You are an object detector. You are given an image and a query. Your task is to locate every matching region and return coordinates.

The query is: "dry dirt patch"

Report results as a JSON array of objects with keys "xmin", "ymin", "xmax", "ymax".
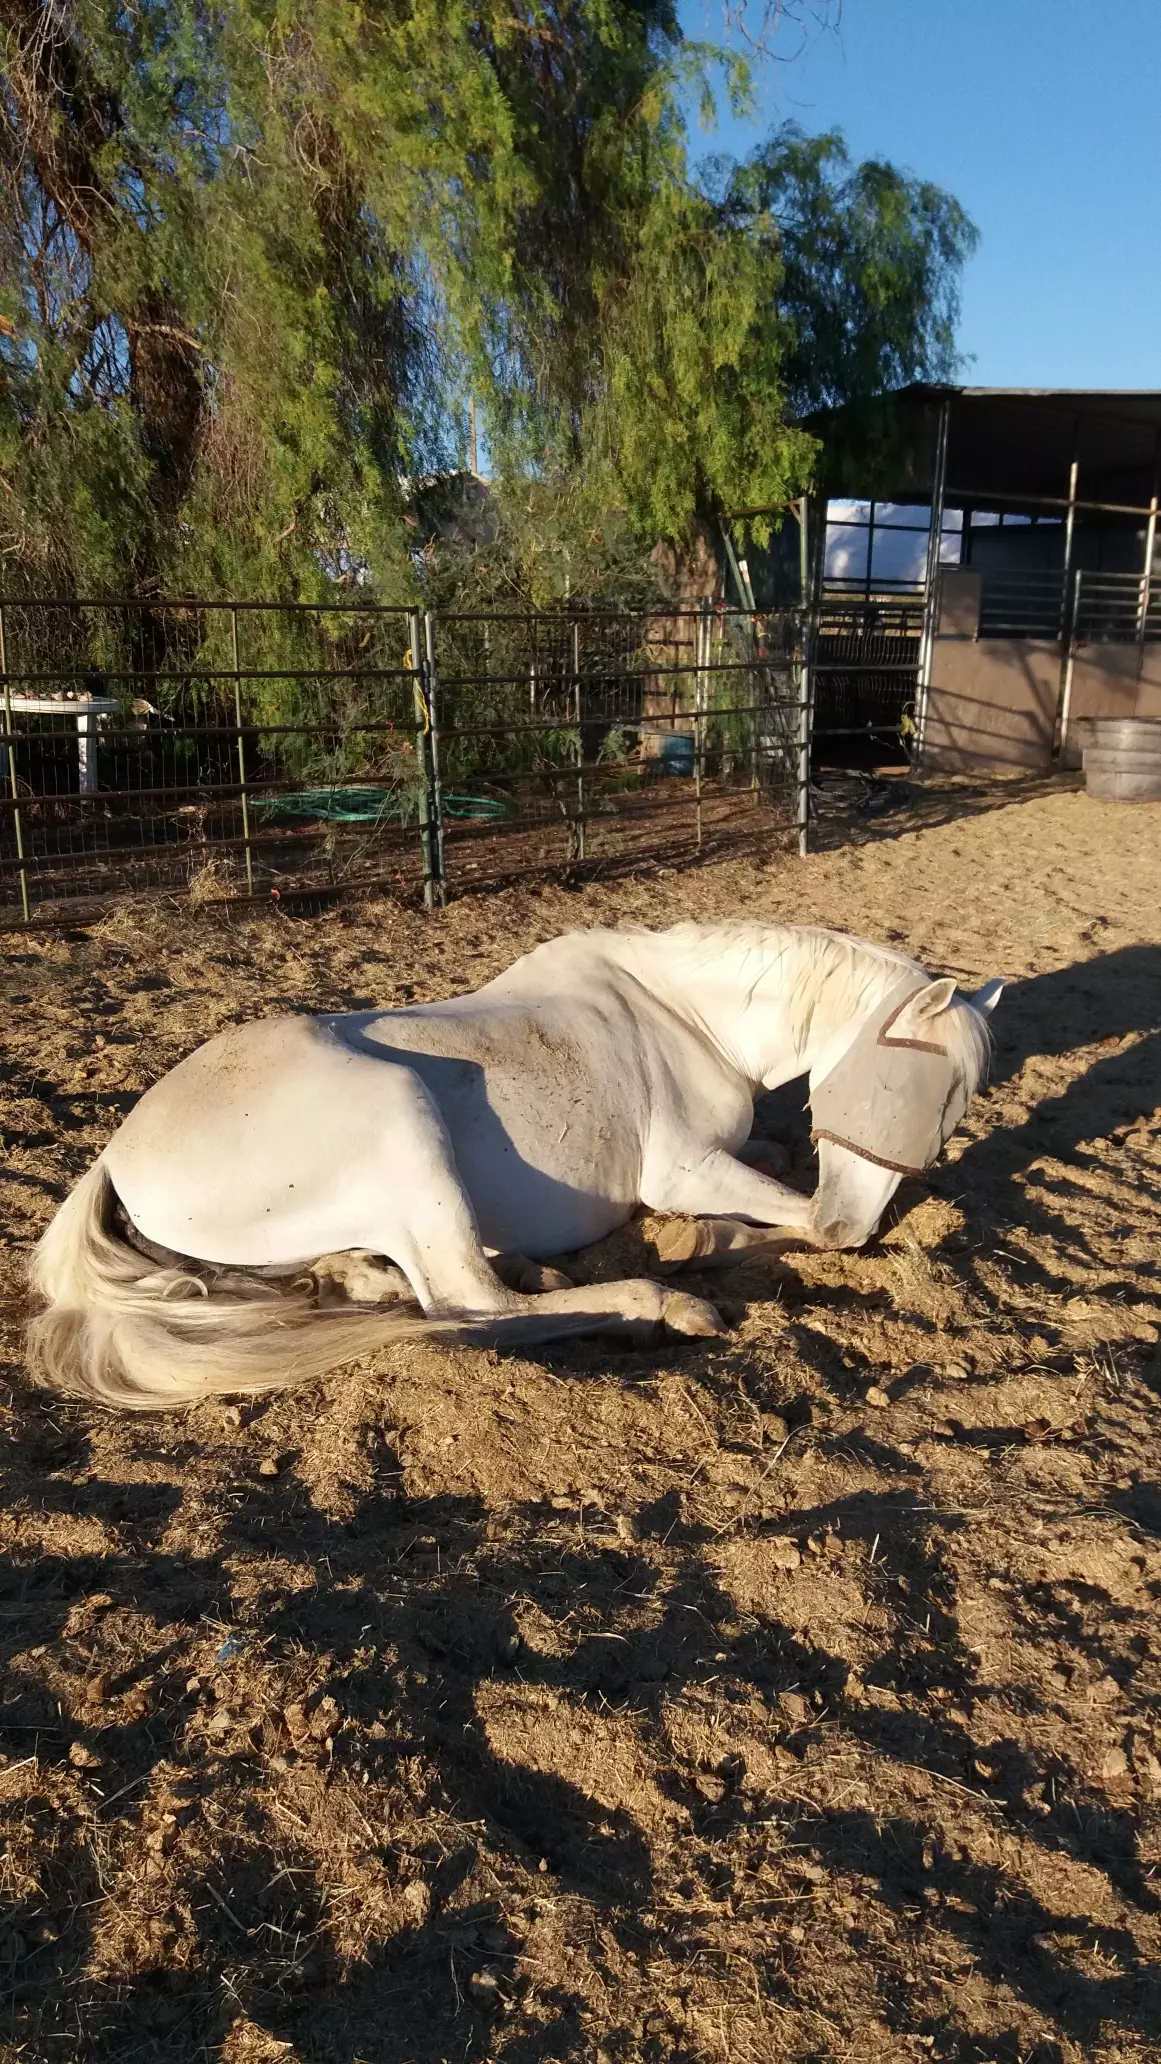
[{"xmin": 1, "ymin": 779, "xmax": 1160, "ymax": 2063}]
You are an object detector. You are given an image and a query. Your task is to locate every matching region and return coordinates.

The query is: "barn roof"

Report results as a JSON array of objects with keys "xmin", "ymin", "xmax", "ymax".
[{"xmin": 802, "ymin": 384, "xmax": 1161, "ymax": 515}]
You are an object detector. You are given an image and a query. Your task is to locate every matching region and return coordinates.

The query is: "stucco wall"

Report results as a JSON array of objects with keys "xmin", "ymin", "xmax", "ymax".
[
  {"xmin": 921, "ymin": 573, "xmax": 1058, "ymax": 773},
  {"xmin": 922, "ymin": 571, "xmax": 1161, "ymax": 773}
]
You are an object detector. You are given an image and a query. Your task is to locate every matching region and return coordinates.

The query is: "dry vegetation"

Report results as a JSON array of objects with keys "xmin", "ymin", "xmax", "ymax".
[{"xmin": 1, "ymin": 777, "xmax": 1160, "ymax": 2064}]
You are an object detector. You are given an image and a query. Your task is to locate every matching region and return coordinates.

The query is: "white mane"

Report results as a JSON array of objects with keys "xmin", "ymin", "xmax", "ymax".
[{"xmin": 615, "ymin": 919, "xmax": 992, "ymax": 1093}]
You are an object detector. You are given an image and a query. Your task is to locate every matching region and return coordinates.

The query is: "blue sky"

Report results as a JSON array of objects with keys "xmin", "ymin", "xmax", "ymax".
[{"xmin": 679, "ymin": 0, "xmax": 1161, "ymax": 389}]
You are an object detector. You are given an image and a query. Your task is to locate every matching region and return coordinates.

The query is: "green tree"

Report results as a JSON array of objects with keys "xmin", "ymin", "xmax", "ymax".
[
  {"xmin": 0, "ymin": 5, "xmax": 972, "ymax": 606},
  {"xmin": 718, "ymin": 123, "xmax": 978, "ymax": 418}
]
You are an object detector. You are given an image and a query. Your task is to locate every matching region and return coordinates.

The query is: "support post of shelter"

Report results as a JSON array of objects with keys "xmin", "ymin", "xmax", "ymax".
[
  {"xmin": 1055, "ymin": 431, "xmax": 1080, "ymax": 758},
  {"xmin": 1136, "ymin": 433, "xmax": 1159, "ymax": 651},
  {"xmin": 914, "ymin": 398, "xmax": 950, "ymax": 766}
]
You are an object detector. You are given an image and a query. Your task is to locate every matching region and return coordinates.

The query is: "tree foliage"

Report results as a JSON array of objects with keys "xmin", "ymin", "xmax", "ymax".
[
  {"xmin": 717, "ymin": 123, "xmax": 979, "ymax": 418},
  {"xmin": 0, "ymin": 4, "xmax": 975, "ymax": 603}
]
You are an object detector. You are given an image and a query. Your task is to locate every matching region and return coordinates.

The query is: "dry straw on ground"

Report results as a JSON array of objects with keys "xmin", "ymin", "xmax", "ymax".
[{"xmin": 1, "ymin": 775, "xmax": 1160, "ymax": 2063}]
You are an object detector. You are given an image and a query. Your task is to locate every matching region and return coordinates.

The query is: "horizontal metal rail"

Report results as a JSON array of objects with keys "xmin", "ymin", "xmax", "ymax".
[{"xmin": 0, "ymin": 598, "xmax": 808, "ymax": 916}]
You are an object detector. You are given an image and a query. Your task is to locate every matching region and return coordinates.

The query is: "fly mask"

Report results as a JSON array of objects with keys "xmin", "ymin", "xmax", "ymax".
[{"xmin": 810, "ymin": 978, "xmax": 972, "ymax": 1178}]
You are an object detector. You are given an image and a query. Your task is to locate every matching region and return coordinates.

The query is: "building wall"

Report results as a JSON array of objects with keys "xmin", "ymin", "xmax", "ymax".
[
  {"xmin": 922, "ymin": 570, "xmax": 1161, "ymax": 774},
  {"xmin": 921, "ymin": 573, "xmax": 1058, "ymax": 773}
]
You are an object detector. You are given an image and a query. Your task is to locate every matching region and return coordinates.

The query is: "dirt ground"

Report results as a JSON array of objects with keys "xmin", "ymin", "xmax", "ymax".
[{"xmin": 2, "ymin": 775, "xmax": 1160, "ymax": 2064}]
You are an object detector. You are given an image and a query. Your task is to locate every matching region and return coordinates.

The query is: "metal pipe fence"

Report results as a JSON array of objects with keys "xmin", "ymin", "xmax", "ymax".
[{"xmin": 0, "ymin": 599, "xmax": 807, "ymax": 922}]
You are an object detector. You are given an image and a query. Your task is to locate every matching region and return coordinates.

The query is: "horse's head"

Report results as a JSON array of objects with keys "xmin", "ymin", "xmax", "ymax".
[{"xmin": 807, "ymin": 974, "xmax": 1003, "ymax": 1248}]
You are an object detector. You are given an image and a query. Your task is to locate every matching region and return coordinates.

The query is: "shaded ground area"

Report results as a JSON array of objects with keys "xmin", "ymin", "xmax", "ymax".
[{"xmin": 1, "ymin": 777, "xmax": 1160, "ymax": 2064}]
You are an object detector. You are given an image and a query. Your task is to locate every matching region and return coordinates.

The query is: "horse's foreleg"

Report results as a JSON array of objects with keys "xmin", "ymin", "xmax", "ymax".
[{"xmin": 643, "ymin": 1147, "xmax": 821, "ymax": 1273}]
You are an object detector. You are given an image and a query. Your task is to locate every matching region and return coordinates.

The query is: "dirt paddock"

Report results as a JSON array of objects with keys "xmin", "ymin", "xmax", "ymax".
[{"xmin": 2, "ymin": 777, "xmax": 1160, "ymax": 2064}]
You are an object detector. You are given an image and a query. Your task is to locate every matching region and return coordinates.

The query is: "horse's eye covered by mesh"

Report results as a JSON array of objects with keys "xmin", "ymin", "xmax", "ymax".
[{"xmin": 810, "ymin": 980, "xmax": 966, "ymax": 1178}]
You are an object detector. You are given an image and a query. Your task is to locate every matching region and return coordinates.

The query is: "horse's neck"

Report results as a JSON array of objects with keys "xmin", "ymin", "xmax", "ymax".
[{"xmin": 619, "ymin": 926, "xmax": 915, "ymax": 1089}]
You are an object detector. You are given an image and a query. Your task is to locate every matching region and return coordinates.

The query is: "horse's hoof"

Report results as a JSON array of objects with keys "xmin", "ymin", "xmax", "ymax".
[
  {"xmin": 661, "ymin": 1291, "xmax": 727, "ymax": 1338},
  {"xmin": 493, "ymin": 1254, "xmax": 575, "ymax": 1294},
  {"xmin": 531, "ymin": 1264, "xmax": 574, "ymax": 1293},
  {"xmin": 653, "ymin": 1219, "xmax": 711, "ymax": 1272}
]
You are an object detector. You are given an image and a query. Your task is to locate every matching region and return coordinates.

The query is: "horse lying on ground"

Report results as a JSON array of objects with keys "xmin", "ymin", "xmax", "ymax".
[{"xmin": 28, "ymin": 922, "xmax": 1002, "ymax": 1411}]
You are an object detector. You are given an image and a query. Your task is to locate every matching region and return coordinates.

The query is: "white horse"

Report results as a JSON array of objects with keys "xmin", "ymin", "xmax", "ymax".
[{"xmin": 29, "ymin": 922, "xmax": 1002, "ymax": 1411}]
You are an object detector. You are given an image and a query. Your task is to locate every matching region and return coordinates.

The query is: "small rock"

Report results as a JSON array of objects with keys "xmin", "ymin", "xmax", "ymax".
[
  {"xmin": 309, "ymin": 1695, "xmax": 340, "ymax": 1740},
  {"xmin": 943, "ymin": 1363, "xmax": 970, "ymax": 1382},
  {"xmin": 469, "ymin": 1969, "xmax": 500, "ymax": 2008},
  {"xmin": 83, "ymin": 1674, "xmax": 109, "ymax": 1705},
  {"xmin": 770, "ymin": 1541, "xmax": 801, "ymax": 1571},
  {"xmin": 865, "ymin": 1386, "xmax": 891, "ymax": 1410},
  {"xmin": 258, "ymin": 1456, "xmax": 281, "ymax": 1478},
  {"xmin": 223, "ymin": 1406, "xmax": 244, "ymax": 1429},
  {"xmin": 1103, "ymin": 1746, "xmax": 1130, "ymax": 1781},
  {"xmin": 68, "ymin": 1741, "xmax": 102, "ymax": 1769},
  {"xmin": 401, "ymin": 1880, "xmax": 431, "ymax": 1923},
  {"xmin": 780, "ymin": 1691, "xmax": 810, "ymax": 1724}
]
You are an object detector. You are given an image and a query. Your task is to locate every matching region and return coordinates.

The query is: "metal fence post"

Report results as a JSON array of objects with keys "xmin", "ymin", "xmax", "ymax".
[
  {"xmin": 694, "ymin": 602, "xmax": 708, "ymax": 851},
  {"xmin": 231, "ymin": 607, "xmax": 254, "ymax": 895},
  {"xmin": 0, "ymin": 603, "xmax": 30, "ymax": 924},
  {"xmin": 797, "ymin": 604, "xmax": 814, "ymax": 859},
  {"xmin": 572, "ymin": 619, "xmax": 586, "ymax": 863},
  {"xmin": 407, "ymin": 609, "xmax": 435, "ymax": 908},
  {"xmin": 422, "ymin": 610, "xmax": 445, "ymax": 906}
]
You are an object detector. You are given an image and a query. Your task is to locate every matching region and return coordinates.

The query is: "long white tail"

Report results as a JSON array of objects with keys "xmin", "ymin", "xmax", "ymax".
[{"xmin": 27, "ymin": 1162, "xmax": 590, "ymax": 1413}]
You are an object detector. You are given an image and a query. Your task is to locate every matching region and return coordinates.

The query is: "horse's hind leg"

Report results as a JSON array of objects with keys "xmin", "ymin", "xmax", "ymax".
[
  {"xmin": 491, "ymin": 1254, "xmax": 574, "ymax": 1294},
  {"xmin": 359, "ymin": 1079, "xmax": 721, "ymax": 1342},
  {"xmin": 311, "ymin": 1252, "xmax": 415, "ymax": 1308}
]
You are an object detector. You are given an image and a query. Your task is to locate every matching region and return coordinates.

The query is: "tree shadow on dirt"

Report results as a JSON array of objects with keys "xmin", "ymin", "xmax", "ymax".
[
  {"xmin": 6, "ymin": 1365, "xmax": 1160, "ymax": 2064},
  {"xmin": 4, "ymin": 942, "xmax": 1161, "ymax": 2059},
  {"xmin": 918, "ymin": 943, "xmax": 1161, "ymax": 1304}
]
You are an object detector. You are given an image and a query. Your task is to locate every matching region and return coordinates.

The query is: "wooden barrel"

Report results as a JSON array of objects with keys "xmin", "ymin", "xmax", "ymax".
[{"xmin": 1082, "ymin": 717, "xmax": 1161, "ymax": 801}]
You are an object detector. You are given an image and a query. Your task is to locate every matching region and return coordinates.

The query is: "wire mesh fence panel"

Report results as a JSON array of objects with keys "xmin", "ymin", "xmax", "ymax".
[
  {"xmin": 1, "ymin": 600, "xmax": 805, "ymax": 920},
  {"xmin": 0, "ymin": 601, "xmax": 422, "ymax": 919},
  {"xmin": 431, "ymin": 607, "xmax": 804, "ymax": 891}
]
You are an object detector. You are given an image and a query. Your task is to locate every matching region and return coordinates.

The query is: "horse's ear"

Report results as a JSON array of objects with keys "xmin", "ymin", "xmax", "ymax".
[
  {"xmin": 912, "ymin": 976, "xmax": 957, "ymax": 1020},
  {"xmin": 968, "ymin": 978, "xmax": 1005, "ymax": 1016}
]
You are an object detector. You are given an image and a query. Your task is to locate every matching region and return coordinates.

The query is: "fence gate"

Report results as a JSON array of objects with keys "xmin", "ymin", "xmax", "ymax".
[
  {"xmin": 808, "ymin": 598, "xmax": 924, "ymax": 765},
  {"xmin": 0, "ymin": 600, "xmax": 807, "ymax": 921}
]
